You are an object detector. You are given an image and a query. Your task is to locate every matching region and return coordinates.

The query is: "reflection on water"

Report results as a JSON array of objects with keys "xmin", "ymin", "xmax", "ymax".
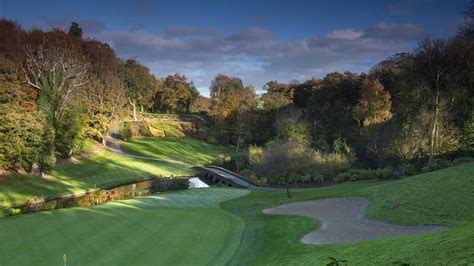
[
  {"xmin": 213, "ymin": 155, "xmax": 249, "ymax": 174},
  {"xmin": 15, "ymin": 179, "xmax": 154, "ymax": 215}
]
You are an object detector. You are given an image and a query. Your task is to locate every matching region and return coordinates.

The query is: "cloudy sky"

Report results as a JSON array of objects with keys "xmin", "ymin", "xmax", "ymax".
[{"xmin": 0, "ymin": 0, "xmax": 468, "ymax": 95}]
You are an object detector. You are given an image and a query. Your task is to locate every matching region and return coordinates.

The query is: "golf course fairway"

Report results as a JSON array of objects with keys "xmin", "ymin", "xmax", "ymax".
[{"xmin": 0, "ymin": 188, "xmax": 249, "ymax": 265}]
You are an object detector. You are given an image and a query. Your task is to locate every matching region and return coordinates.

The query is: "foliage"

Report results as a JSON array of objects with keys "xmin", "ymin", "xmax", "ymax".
[
  {"xmin": 464, "ymin": 106, "xmax": 474, "ymax": 151},
  {"xmin": 326, "ymin": 256, "xmax": 348, "ymax": 266},
  {"xmin": 399, "ymin": 163, "xmax": 416, "ymax": 176},
  {"xmin": 353, "ymin": 78, "xmax": 392, "ymax": 127},
  {"xmin": 248, "ymin": 145, "xmax": 264, "ymax": 165},
  {"xmin": 25, "ymin": 196, "xmax": 46, "ymax": 212},
  {"xmin": 67, "ymin": 22, "xmax": 82, "ymax": 39},
  {"xmin": 154, "ymin": 74, "xmax": 199, "ymax": 113},
  {"xmin": 55, "ymin": 108, "xmax": 84, "ymax": 157},
  {"xmin": 0, "ymin": 207, "xmax": 21, "ymax": 218},
  {"xmin": 275, "ymin": 107, "xmax": 310, "ymax": 144},
  {"xmin": 119, "ymin": 58, "xmax": 157, "ymax": 118},
  {"xmin": 149, "ymin": 177, "xmax": 189, "ymax": 193},
  {"xmin": 335, "ymin": 167, "xmax": 399, "ymax": 182},
  {"xmin": 210, "ymin": 74, "xmax": 258, "ymax": 147},
  {"xmin": 119, "ymin": 121, "xmax": 153, "ymax": 140},
  {"xmin": 253, "ymin": 140, "xmax": 353, "ymax": 184}
]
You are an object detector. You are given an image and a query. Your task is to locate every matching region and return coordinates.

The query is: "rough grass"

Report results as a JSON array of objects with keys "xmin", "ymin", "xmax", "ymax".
[
  {"xmin": 0, "ymin": 188, "xmax": 249, "ymax": 265},
  {"xmin": 221, "ymin": 162, "xmax": 474, "ymax": 265},
  {"xmin": 121, "ymin": 136, "xmax": 243, "ymax": 165},
  {"xmin": 0, "ymin": 151, "xmax": 196, "ymax": 207},
  {"xmin": 151, "ymin": 121, "xmax": 187, "ymax": 137}
]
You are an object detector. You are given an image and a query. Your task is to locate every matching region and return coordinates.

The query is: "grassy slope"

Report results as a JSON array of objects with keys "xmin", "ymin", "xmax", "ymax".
[
  {"xmin": 0, "ymin": 188, "xmax": 249, "ymax": 266},
  {"xmin": 0, "ymin": 151, "xmax": 196, "ymax": 207},
  {"xmin": 222, "ymin": 162, "xmax": 474, "ymax": 265},
  {"xmin": 151, "ymin": 121, "xmax": 187, "ymax": 137},
  {"xmin": 121, "ymin": 136, "xmax": 242, "ymax": 165}
]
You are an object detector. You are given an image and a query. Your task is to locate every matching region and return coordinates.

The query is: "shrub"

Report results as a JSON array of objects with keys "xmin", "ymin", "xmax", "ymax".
[
  {"xmin": 119, "ymin": 123, "xmax": 134, "ymax": 140},
  {"xmin": 452, "ymin": 156, "xmax": 473, "ymax": 165},
  {"xmin": 26, "ymin": 196, "xmax": 46, "ymax": 212},
  {"xmin": 252, "ymin": 140, "xmax": 352, "ymax": 184},
  {"xmin": 422, "ymin": 161, "xmax": 440, "ymax": 172},
  {"xmin": 299, "ymin": 174, "xmax": 312, "ymax": 183},
  {"xmin": 119, "ymin": 122, "xmax": 153, "ymax": 140},
  {"xmin": 1, "ymin": 207, "xmax": 21, "ymax": 217},
  {"xmin": 149, "ymin": 177, "xmax": 189, "ymax": 193},
  {"xmin": 376, "ymin": 167, "xmax": 399, "ymax": 179},
  {"xmin": 248, "ymin": 145, "xmax": 264, "ymax": 165},
  {"xmin": 138, "ymin": 122, "xmax": 153, "ymax": 137},
  {"xmin": 338, "ymin": 167, "xmax": 398, "ymax": 182},
  {"xmin": 206, "ymin": 136, "xmax": 219, "ymax": 145},
  {"xmin": 335, "ymin": 172, "xmax": 350, "ymax": 183},
  {"xmin": 312, "ymin": 174, "xmax": 325, "ymax": 183},
  {"xmin": 399, "ymin": 163, "xmax": 416, "ymax": 176}
]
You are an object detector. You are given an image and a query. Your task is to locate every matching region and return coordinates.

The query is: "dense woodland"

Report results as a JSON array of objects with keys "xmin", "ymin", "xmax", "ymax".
[{"xmin": 0, "ymin": 2, "xmax": 473, "ymax": 181}]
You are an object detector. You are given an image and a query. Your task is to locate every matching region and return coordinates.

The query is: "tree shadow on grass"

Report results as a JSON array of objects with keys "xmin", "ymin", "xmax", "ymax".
[{"xmin": 0, "ymin": 151, "xmax": 194, "ymax": 206}]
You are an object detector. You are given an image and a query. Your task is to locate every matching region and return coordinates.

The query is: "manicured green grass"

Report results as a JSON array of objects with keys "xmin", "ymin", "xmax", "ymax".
[
  {"xmin": 1, "ymin": 159, "xmax": 472, "ymax": 264},
  {"xmin": 0, "ymin": 151, "xmax": 196, "ymax": 207},
  {"xmin": 121, "ymin": 136, "xmax": 243, "ymax": 165},
  {"xmin": 222, "ymin": 162, "xmax": 474, "ymax": 265},
  {"xmin": 0, "ymin": 188, "xmax": 249, "ymax": 265}
]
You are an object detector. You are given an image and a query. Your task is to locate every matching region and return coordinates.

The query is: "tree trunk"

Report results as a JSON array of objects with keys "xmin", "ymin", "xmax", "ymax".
[
  {"xmin": 429, "ymin": 87, "xmax": 440, "ymax": 163},
  {"xmin": 286, "ymin": 185, "xmax": 292, "ymax": 199},
  {"xmin": 128, "ymin": 98, "xmax": 137, "ymax": 121},
  {"xmin": 236, "ymin": 135, "xmax": 241, "ymax": 153}
]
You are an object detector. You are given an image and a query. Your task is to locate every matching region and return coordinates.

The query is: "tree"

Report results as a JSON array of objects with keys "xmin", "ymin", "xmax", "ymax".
[
  {"xmin": 119, "ymin": 59, "xmax": 156, "ymax": 120},
  {"xmin": 460, "ymin": 0, "xmax": 474, "ymax": 37},
  {"xmin": 252, "ymin": 140, "xmax": 352, "ymax": 198},
  {"xmin": 68, "ymin": 22, "xmax": 83, "ymax": 39},
  {"xmin": 210, "ymin": 74, "xmax": 257, "ymax": 148},
  {"xmin": 275, "ymin": 107, "xmax": 310, "ymax": 144},
  {"xmin": 412, "ymin": 39, "xmax": 456, "ymax": 162},
  {"xmin": 353, "ymin": 78, "xmax": 392, "ymax": 127},
  {"xmin": 154, "ymin": 74, "xmax": 199, "ymax": 113},
  {"xmin": 464, "ymin": 105, "xmax": 474, "ymax": 151},
  {"xmin": 24, "ymin": 44, "xmax": 88, "ymax": 162},
  {"xmin": 80, "ymin": 75, "xmax": 127, "ymax": 145},
  {"xmin": 261, "ymin": 81, "xmax": 294, "ymax": 140},
  {"xmin": 0, "ymin": 55, "xmax": 45, "ymax": 171}
]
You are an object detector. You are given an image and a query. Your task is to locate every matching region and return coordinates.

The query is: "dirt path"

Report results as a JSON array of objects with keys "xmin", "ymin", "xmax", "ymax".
[{"xmin": 263, "ymin": 197, "xmax": 447, "ymax": 244}]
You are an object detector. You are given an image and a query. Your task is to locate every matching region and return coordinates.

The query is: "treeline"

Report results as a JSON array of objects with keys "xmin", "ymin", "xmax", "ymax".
[
  {"xmin": 1, "ymin": 3, "xmax": 473, "ymax": 177},
  {"xmin": 209, "ymin": 4, "xmax": 474, "ymax": 173},
  {"xmin": 0, "ymin": 20, "xmax": 199, "ymax": 174}
]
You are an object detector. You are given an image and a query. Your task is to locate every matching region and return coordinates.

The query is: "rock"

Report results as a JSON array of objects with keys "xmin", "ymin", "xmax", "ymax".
[{"xmin": 30, "ymin": 163, "xmax": 43, "ymax": 178}]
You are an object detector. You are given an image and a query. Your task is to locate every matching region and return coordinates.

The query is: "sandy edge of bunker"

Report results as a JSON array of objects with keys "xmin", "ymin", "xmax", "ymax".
[{"xmin": 263, "ymin": 197, "xmax": 447, "ymax": 244}]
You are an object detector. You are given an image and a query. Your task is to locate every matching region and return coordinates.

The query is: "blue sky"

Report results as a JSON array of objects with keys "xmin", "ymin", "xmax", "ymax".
[{"xmin": 0, "ymin": 0, "xmax": 469, "ymax": 95}]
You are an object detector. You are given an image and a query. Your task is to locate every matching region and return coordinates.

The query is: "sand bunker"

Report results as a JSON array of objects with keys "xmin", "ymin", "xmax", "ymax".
[{"xmin": 263, "ymin": 197, "xmax": 447, "ymax": 244}]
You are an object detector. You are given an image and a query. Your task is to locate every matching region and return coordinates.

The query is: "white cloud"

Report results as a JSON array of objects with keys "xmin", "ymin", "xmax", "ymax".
[{"xmin": 89, "ymin": 23, "xmax": 427, "ymax": 93}]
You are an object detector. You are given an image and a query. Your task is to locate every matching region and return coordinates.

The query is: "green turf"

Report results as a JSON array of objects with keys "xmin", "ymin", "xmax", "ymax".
[
  {"xmin": 221, "ymin": 162, "xmax": 474, "ymax": 265},
  {"xmin": 151, "ymin": 121, "xmax": 187, "ymax": 137},
  {"xmin": 121, "ymin": 136, "xmax": 243, "ymax": 165},
  {"xmin": 0, "ymin": 188, "xmax": 249, "ymax": 265},
  {"xmin": 1, "ymin": 159, "xmax": 473, "ymax": 264},
  {"xmin": 0, "ymin": 151, "xmax": 196, "ymax": 207}
]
